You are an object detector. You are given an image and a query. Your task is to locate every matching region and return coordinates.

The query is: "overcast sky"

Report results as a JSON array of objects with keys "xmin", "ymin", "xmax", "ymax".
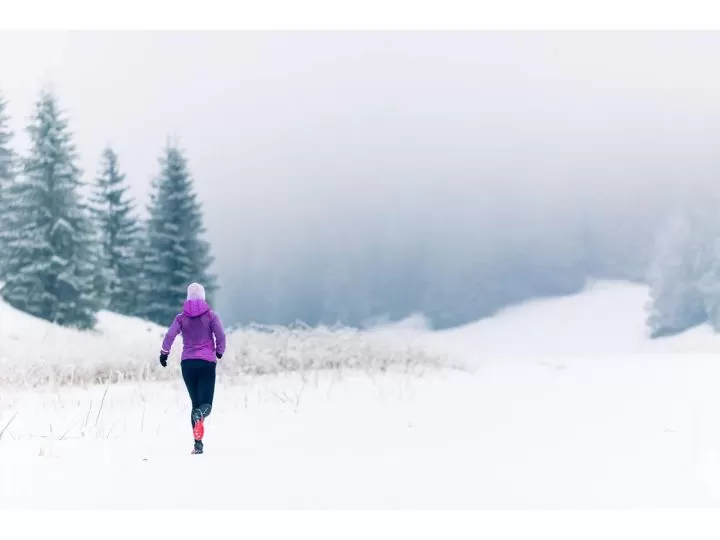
[{"xmin": 1, "ymin": 31, "xmax": 720, "ymax": 316}]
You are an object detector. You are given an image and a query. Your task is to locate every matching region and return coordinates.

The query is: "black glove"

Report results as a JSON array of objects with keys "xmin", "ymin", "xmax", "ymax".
[
  {"xmin": 159, "ymin": 352, "xmax": 168, "ymax": 367},
  {"xmin": 216, "ymin": 352, "xmax": 223, "ymax": 360}
]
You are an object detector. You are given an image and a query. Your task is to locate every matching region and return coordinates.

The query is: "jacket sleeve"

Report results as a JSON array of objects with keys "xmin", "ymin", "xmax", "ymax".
[
  {"xmin": 211, "ymin": 311, "xmax": 227, "ymax": 356},
  {"xmin": 161, "ymin": 315, "xmax": 182, "ymax": 354}
]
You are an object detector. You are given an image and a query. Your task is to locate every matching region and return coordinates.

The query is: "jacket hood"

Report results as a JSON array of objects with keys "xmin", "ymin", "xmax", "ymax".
[{"xmin": 183, "ymin": 299, "xmax": 210, "ymax": 318}]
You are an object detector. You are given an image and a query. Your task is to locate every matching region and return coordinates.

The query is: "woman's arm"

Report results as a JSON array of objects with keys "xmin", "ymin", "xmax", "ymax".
[
  {"xmin": 161, "ymin": 315, "xmax": 182, "ymax": 355},
  {"xmin": 211, "ymin": 312, "xmax": 226, "ymax": 358}
]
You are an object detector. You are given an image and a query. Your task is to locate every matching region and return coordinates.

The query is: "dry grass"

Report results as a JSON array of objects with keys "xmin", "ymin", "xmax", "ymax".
[{"xmin": 0, "ymin": 321, "xmax": 465, "ymax": 389}]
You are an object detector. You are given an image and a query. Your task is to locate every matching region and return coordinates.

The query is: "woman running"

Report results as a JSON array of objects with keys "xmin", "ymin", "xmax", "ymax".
[{"xmin": 159, "ymin": 282, "xmax": 226, "ymax": 454}]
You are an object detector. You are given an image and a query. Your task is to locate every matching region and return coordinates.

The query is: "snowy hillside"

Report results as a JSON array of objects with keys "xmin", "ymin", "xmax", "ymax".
[
  {"xmin": 2, "ymin": 279, "xmax": 714, "ymax": 388},
  {"xmin": 4, "ymin": 280, "xmax": 720, "ymax": 509},
  {"xmin": 0, "ymin": 297, "xmax": 453, "ymax": 388},
  {"xmin": 418, "ymin": 280, "xmax": 720, "ymax": 364}
]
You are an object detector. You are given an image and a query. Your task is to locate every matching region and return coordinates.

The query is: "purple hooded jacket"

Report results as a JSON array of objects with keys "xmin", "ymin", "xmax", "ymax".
[{"xmin": 161, "ymin": 299, "xmax": 226, "ymax": 363}]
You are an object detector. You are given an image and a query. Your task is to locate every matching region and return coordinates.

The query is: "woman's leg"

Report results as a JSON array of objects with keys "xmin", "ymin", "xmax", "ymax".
[
  {"xmin": 195, "ymin": 361, "xmax": 217, "ymax": 419},
  {"xmin": 181, "ymin": 360, "xmax": 201, "ymax": 428},
  {"xmin": 185, "ymin": 360, "xmax": 216, "ymax": 448}
]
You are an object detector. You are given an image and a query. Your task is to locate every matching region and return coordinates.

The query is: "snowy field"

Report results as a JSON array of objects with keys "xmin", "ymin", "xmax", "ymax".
[{"xmin": 3, "ymin": 281, "xmax": 720, "ymax": 509}]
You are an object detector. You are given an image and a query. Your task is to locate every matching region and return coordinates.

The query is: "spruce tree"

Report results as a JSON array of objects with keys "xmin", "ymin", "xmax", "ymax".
[
  {"xmin": 90, "ymin": 147, "xmax": 142, "ymax": 314},
  {"xmin": 0, "ymin": 91, "xmax": 16, "ymax": 279},
  {"xmin": 141, "ymin": 142, "xmax": 216, "ymax": 325},
  {"xmin": 0, "ymin": 90, "xmax": 102, "ymax": 329},
  {"xmin": 645, "ymin": 211, "xmax": 706, "ymax": 337},
  {"xmin": 687, "ymin": 190, "xmax": 720, "ymax": 331},
  {"xmin": 0, "ymin": 91, "xmax": 13, "ymax": 193}
]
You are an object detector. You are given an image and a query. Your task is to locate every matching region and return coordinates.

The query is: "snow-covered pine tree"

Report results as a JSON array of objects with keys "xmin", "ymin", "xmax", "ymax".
[
  {"xmin": 132, "ymin": 215, "xmax": 154, "ymax": 314},
  {"xmin": 0, "ymin": 91, "xmax": 13, "ymax": 195},
  {"xmin": 141, "ymin": 142, "xmax": 216, "ymax": 325},
  {"xmin": 645, "ymin": 209, "xmax": 707, "ymax": 338},
  {"xmin": 90, "ymin": 146, "xmax": 142, "ymax": 314},
  {"xmin": 687, "ymin": 189, "xmax": 720, "ymax": 331},
  {"xmin": 0, "ymin": 91, "xmax": 16, "ymax": 279},
  {"xmin": 0, "ymin": 90, "xmax": 102, "ymax": 329}
]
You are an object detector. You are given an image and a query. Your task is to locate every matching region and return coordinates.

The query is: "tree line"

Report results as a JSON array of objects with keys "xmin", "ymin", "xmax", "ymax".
[{"xmin": 0, "ymin": 89, "xmax": 215, "ymax": 330}]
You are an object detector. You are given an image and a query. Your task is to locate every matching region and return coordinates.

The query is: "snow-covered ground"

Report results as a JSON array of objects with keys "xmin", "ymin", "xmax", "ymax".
[{"xmin": 3, "ymin": 281, "xmax": 720, "ymax": 509}]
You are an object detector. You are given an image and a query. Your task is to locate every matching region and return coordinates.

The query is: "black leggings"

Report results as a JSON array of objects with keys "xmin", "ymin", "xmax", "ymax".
[{"xmin": 181, "ymin": 359, "xmax": 216, "ymax": 426}]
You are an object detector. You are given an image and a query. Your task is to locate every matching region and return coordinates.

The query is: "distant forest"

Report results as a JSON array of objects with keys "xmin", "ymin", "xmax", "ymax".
[
  {"xmin": 222, "ymin": 192, "xmax": 662, "ymax": 331},
  {"xmin": 1, "ymin": 87, "xmax": 716, "ymax": 337}
]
